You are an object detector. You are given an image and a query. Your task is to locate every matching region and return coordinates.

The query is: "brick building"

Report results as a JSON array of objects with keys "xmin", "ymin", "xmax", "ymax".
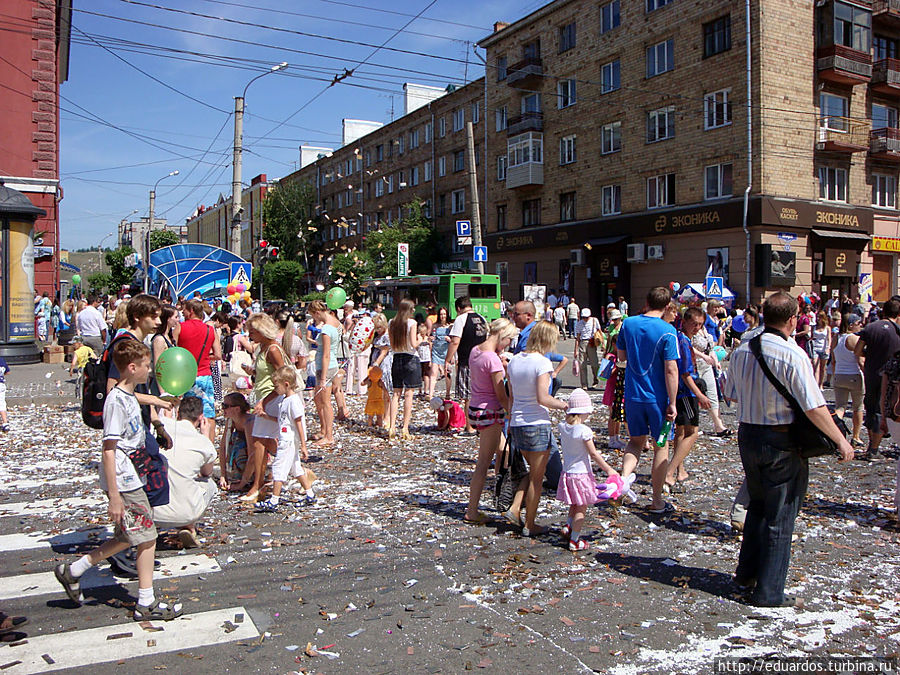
[
  {"xmin": 185, "ymin": 174, "xmax": 271, "ymax": 260},
  {"xmin": 0, "ymin": 0, "xmax": 71, "ymax": 296},
  {"xmin": 477, "ymin": 0, "xmax": 899, "ymax": 312}
]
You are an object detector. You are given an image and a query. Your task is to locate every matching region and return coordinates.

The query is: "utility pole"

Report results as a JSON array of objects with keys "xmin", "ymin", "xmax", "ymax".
[
  {"xmin": 465, "ymin": 121, "xmax": 484, "ymax": 273},
  {"xmin": 148, "ymin": 171, "xmax": 179, "ymax": 294}
]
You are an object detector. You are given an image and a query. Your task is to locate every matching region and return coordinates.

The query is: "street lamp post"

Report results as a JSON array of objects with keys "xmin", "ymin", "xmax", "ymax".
[
  {"xmin": 148, "ymin": 171, "xmax": 179, "ymax": 293},
  {"xmin": 231, "ymin": 61, "xmax": 287, "ymax": 257}
]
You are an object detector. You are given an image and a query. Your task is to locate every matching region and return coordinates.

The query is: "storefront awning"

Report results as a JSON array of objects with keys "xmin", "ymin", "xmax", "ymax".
[
  {"xmin": 584, "ymin": 235, "xmax": 628, "ymax": 248},
  {"xmin": 810, "ymin": 228, "xmax": 871, "ymax": 241}
]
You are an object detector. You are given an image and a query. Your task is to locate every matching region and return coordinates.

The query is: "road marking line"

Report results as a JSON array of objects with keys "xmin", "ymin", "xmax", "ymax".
[
  {"xmin": 2, "ymin": 606, "xmax": 258, "ymax": 673},
  {"xmin": 0, "ymin": 475, "xmax": 95, "ymax": 492},
  {"xmin": 0, "ymin": 553, "xmax": 222, "ymax": 601},
  {"xmin": 0, "ymin": 496, "xmax": 99, "ymax": 517},
  {"xmin": 0, "ymin": 527, "xmax": 112, "ymax": 553}
]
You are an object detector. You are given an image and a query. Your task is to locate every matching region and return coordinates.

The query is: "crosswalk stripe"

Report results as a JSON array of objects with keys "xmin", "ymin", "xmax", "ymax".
[
  {"xmin": 0, "ymin": 527, "xmax": 112, "ymax": 553},
  {"xmin": 1, "ymin": 606, "xmax": 259, "ymax": 673},
  {"xmin": 0, "ymin": 553, "xmax": 222, "ymax": 601},
  {"xmin": 0, "ymin": 496, "xmax": 99, "ymax": 517},
  {"xmin": 0, "ymin": 475, "xmax": 95, "ymax": 492}
]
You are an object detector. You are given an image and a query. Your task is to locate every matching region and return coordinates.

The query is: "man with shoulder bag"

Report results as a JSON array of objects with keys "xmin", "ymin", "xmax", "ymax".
[{"xmin": 725, "ymin": 292, "xmax": 853, "ymax": 608}]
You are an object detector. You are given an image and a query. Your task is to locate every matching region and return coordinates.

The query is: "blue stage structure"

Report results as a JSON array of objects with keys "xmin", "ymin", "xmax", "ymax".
[{"xmin": 148, "ymin": 244, "xmax": 247, "ymax": 299}]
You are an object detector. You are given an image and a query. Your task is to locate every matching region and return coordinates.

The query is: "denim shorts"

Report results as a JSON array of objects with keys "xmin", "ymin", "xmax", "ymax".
[{"xmin": 509, "ymin": 424, "xmax": 558, "ymax": 454}]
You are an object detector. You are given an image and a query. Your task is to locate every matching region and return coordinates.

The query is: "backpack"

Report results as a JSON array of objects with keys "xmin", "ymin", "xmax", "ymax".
[{"xmin": 81, "ymin": 333, "xmax": 133, "ymax": 429}]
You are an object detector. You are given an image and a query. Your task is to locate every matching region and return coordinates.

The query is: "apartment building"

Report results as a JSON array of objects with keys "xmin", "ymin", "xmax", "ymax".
[
  {"xmin": 477, "ymin": 0, "xmax": 898, "ymax": 310},
  {"xmin": 278, "ymin": 79, "xmax": 486, "ymax": 276},
  {"xmin": 185, "ymin": 174, "xmax": 271, "ymax": 260}
]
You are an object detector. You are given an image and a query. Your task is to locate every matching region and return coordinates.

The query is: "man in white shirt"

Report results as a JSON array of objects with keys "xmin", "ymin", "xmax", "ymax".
[
  {"xmin": 618, "ymin": 296, "xmax": 629, "ymax": 317},
  {"xmin": 566, "ymin": 299, "xmax": 580, "ymax": 340},
  {"xmin": 76, "ymin": 294, "xmax": 108, "ymax": 354},
  {"xmin": 574, "ymin": 308, "xmax": 601, "ymax": 389},
  {"xmin": 152, "ymin": 398, "xmax": 217, "ymax": 548}
]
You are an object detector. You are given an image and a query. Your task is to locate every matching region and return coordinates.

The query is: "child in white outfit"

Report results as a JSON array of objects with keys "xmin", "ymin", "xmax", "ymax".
[
  {"xmin": 557, "ymin": 388, "xmax": 618, "ymax": 551},
  {"xmin": 255, "ymin": 366, "xmax": 316, "ymax": 512}
]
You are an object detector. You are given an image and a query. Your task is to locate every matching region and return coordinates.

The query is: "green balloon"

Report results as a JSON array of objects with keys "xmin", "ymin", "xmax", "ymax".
[
  {"xmin": 72, "ymin": 274, "xmax": 81, "ymax": 284},
  {"xmin": 326, "ymin": 286, "xmax": 347, "ymax": 310},
  {"xmin": 155, "ymin": 347, "xmax": 198, "ymax": 397}
]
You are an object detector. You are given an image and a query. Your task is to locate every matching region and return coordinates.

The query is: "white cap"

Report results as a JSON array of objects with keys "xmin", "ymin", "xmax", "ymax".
[{"xmin": 581, "ymin": 307, "xmax": 591, "ymax": 317}]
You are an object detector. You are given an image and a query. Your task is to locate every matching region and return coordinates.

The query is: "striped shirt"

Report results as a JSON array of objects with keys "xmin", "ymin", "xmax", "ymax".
[{"xmin": 725, "ymin": 330, "xmax": 825, "ymax": 426}]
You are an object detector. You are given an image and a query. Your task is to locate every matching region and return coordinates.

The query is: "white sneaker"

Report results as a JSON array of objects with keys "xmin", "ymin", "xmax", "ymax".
[{"xmin": 607, "ymin": 436, "xmax": 625, "ymax": 450}]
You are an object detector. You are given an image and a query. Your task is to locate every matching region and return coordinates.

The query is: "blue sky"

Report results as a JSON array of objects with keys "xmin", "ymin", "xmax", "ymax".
[{"xmin": 60, "ymin": 0, "xmax": 530, "ymax": 249}]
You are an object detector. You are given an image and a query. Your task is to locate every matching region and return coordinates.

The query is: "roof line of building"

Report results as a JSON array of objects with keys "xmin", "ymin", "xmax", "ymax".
[{"xmin": 477, "ymin": 0, "xmax": 575, "ymax": 49}]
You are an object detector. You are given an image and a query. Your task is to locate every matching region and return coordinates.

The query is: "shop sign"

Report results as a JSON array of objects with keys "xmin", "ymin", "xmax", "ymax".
[
  {"xmin": 871, "ymin": 236, "xmax": 900, "ymax": 253},
  {"xmin": 761, "ymin": 198, "xmax": 873, "ymax": 233},
  {"xmin": 824, "ymin": 248, "xmax": 855, "ymax": 277},
  {"xmin": 595, "ymin": 255, "xmax": 616, "ymax": 278}
]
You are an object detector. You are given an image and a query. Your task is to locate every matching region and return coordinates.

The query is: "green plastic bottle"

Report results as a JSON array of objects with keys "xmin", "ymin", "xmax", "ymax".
[{"xmin": 656, "ymin": 420, "xmax": 672, "ymax": 447}]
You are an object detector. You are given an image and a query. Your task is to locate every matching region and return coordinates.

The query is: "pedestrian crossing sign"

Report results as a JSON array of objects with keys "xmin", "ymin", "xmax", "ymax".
[
  {"xmin": 230, "ymin": 261, "xmax": 252, "ymax": 287},
  {"xmin": 705, "ymin": 276, "xmax": 723, "ymax": 299}
]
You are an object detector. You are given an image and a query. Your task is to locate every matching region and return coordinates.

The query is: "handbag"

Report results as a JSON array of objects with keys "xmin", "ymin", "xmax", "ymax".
[{"xmin": 748, "ymin": 333, "xmax": 844, "ymax": 458}]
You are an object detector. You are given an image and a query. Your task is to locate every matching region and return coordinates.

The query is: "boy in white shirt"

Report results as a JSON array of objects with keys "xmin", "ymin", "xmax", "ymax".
[
  {"xmin": 255, "ymin": 366, "xmax": 316, "ymax": 511},
  {"xmin": 54, "ymin": 339, "xmax": 183, "ymax": 622}
]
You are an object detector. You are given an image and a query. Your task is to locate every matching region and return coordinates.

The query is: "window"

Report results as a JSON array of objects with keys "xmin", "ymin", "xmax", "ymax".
[
  {"xmin": 557, "ymin": 79, "xmax": 576, "ymax": 108},
  {"xmin": 874, "ymin": 35, "xmax": 899, "ymax": 61},
  {"xmin": 497, "ymin": 155, "xmax": 507, "ymax": 180},
  {"xmin": 647, "ymin": 173, "xmax": 675, "ymax": 208},
  {"xmin": 497, "ymin": 55, "xmax": 508, "ymax": 81},
  {"xmin": 438, "ymin": 194, "xmax": 446, "ymax": 217},
  {"xmin": 496, "ymin": 204, "xmax": 507, "ymax": 231},
  {"xmin": 507, "ymin": 132, "xmax": 543, "ymax": 167},
  {"xmin": 495, "ymin": 106, "xmax": 508, "ymax": 132},
  {"xmin": 834, "ymin": 1, "xmax": 871, "ymax": 53},
  {"xmin": 646, "ymin": 39, "xmax": 674, "ymax": 77},
  {"xmin": 647, "ymin": 0, "xmax": 673, "ymax": 11},
  {"xmin": 818, "ymin": 166, "xmax": 848, "ymax": 202},
  {"xmin": 472, "ymin": 103, "xmax": 480, "ymax": 124},
  {"xmin": 411, "ymin": 166, "xmax": 419, "ymax": 186},
  {"xmin": 387, "ymin": 175, "xmax": 394, "ymax": 194},
  {"xmin": 873, "ymin": 103, "xmax": 898, "ymax": 129},
  {"xmin": 397, "ymin": 136, "xmax": 404, "ymax": 154},
  {"xmin": 601, "ymin": 60, "xmax": 620, "ymax": 93},
  {"xmin": 602, "ymin": 185, "xmax": 621, "ymax": 215},
  {"xmin": 705, "ymin": 163, "xmax": 733, "ymax": 200},
  {"xmin": 474, "ymin": 143, "xmax": 481, "ymax": 166},
  {"xmin": 424, "ymin": 199, "xmax": 432, "ymax": 218},
  {"xmin": 453, "ymin": 108, "xmax": 465, "ymax": 132},
  {"xmin": 439, "ymin": 117, "xmax": 446, "ymax": 137},
  {"xmin": 453, "ymin": 149, "xmax": 465, "ymax": 172},
  {"xmin": 559, "ymin": 22, "xmax": 576, "ymax": 52},
  {"xmin": 647, "ymin": 105, "xmax": 675, "ymax": 142},
  {"xmin": 703, "ymin": 15, "xmax": 731, "ymax": 58},
  {"xmin": 560, "ymin": 192, "xmax": 576, "ymax": 222},
  {"xmin": 521, "ymin": 93, "xmax": 541, "ymax": 113},
  {"xmin": 820, "ymin": 93, "xmax": 849, "ymax": 131},
  {"xmin": 601, "ymin": 121, "xmax": 622, "ymax": 154},
  {"xmin": 874, "ymin": 174, "xmax": 897, "ymax": 208},
  {"xmin": 424, "ymin": 159, "xmax": 432, "ymax": 181},
  {"xmin": 560, "ymin": 135, "xmax": 577, "ymax": 164},
  {"xmin": 522, "ymin": 198, "xmax": 541, "ymax": 227},
  {"xmin": 438, "ymin": 156, "xmax": 446, "ymax": 177},
  {"xmin": 424, "ymin": 122, "xmax": 433, "ymax": 143},
  {"xmin": 704, "ymin": 89, "xmax": 731, "ymax": 129},
  {"xmin": 409, "ymin": 129, "xmax": 419, "ymax": 148},
  {"xmin": 523, "ymin": 39, "xmax": 541, "ymax": 60},
  {"xmin": 600, "ymin": 0, "xmax": 620, "ymax": 34},
  {"xmin": 398, "ymin": 170, "xmax": 405, "ymax": 189},
  {"xmin": 364, "ymin": 150, "xmax": 371, "ymax": 167},
  {"xmin": 451, "ymin": 189, "xmax": 465, "ymax": 214}
]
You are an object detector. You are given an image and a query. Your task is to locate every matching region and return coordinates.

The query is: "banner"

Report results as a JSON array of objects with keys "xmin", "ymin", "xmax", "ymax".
[
  {"xmin": 7, "ymin": 220, "xmax": 35, "ymax": 341},
  {"xmin": 859, "ymin": 273, "xmax": 873, "ymax": 303}
]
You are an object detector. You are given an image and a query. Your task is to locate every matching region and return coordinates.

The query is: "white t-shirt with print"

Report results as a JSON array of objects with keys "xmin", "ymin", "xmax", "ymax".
[
  {"xmin": 558, "ymin": 422, "xmax": 593, "ymax": 474},
  {"xmin": 507, "ymin": 352, "xmax": 554, "ymax": 426},
  {"xmin": 575, "ymin": 317, "xmax": 600, "ymax": 341},
  {"xmin": 277, "ymin": 393, "xmax": 306, "ymax": 448},
  {"xmin": 101, "ymin": 387, "xmax": 145, "ymax": 493}
]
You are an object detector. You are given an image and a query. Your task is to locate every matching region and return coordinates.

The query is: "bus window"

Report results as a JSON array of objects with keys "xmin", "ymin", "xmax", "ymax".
[{"xmin": 461, "ymin": 284, "xmax": 499, "ymax": 299}]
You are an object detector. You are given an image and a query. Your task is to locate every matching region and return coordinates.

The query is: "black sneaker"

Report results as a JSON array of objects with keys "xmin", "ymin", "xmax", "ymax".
[{"xmin": 110, "ymin": 548, "xmax": 161, "ymax": 577}]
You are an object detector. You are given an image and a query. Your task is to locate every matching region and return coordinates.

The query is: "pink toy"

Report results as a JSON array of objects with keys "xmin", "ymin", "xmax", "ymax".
[{"xmin": 596, "ymin": 473, "xmax": 637, "ymax": 502}]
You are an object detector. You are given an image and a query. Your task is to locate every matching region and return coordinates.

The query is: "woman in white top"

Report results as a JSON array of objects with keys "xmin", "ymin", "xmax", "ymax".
[
  {"xmin": 507, "ymin": 321, "xmax": 567, "ymax": 536},
  {"xmin": 832, "ymin": 312, "xmax": 865, "ymax": 446},
  {"xmin": 810, "ymin": 311, "xmax": 831, "ymax": 388},
  {"xmin": 388, "ymin": 298, "xmax": 423, "ymax": 440}
]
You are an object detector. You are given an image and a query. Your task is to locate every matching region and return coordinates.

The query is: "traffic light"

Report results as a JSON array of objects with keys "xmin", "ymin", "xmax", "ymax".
[{"xmin": 267, "ymin": 246, "xmax": 279, "ymax": 261}]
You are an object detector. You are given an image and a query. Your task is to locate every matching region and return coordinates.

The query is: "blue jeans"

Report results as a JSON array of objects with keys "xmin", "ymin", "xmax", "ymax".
[{"xmin": 735, "ymin": 423, "xmax": 809, "ymax": 606}]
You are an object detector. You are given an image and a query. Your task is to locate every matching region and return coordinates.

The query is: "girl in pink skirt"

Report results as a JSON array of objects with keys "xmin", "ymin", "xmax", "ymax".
[{"xmin": 557, "ymin": 388, "xmax": 619, "ymax": 551}]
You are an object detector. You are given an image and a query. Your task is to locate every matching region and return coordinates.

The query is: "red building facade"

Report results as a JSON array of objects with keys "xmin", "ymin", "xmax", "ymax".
[{"xmin": 0, "ymin": 0, "xmax": 71, "ymax": 296}]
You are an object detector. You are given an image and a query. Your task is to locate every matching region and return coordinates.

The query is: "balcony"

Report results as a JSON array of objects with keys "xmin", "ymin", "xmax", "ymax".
[
  {"xmin": 817, "ymin": 117, "xmax": 870, "ymax": 152},
  {"xmin": 816, "ymin": 44, "xmax": 873, "ymax": 85},
  {"xmin": 874, "ymin": 0, "xmax": 900, "ymax": 28},
  {"xmin": 506, "ymin": 162, "xmax": 543, "ymax": 189},
  {"xmin": 870, "ymin": 127, "xmax": 900, "ymax": 161},
  {"xmin": 507, "ymin": 111, "xmax": 543, "ymax": 136},
  {"xmin": 872, "ymin": 59, "xmax": 900, "ymax": 95},
  {"xmin": 506, "ymin": 57, "xmax": 543, "ymax": 88}
]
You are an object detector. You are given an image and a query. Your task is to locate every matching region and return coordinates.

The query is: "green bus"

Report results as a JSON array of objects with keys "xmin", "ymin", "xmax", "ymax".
[{"xmin": 360, "ymin": 273, "xmax": 502, "ymax": 320}]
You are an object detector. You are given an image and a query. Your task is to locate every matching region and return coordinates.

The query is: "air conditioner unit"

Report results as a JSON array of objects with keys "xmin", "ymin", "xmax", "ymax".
[
  {"xmin": 626, "ymin": 243, "xmax": 646, "ymax": 263},
  {"xmin": 570, "ymin": 248, "xmax": 585, "ymax": 266},
  {"xmin": 647, "ymin": 244, "xmax": 664, "ymax": 261}
]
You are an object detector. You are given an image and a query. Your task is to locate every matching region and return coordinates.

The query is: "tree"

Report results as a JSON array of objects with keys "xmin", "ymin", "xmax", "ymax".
[
  {"xmin": 261, "ymin": 259, "xmax": 305, "ymax": 302},
  {"xmin": 86, "ymin": 272, "xmax": 112, "ymax": 294},
  {"xmin": 104, "ymin": 246, "xmax": 137, "ymax": 293},
  {"xmin": 330, "ymin": 250, "xmax": 372, "ymax": 301},
  {"xmin": 360, "ymin": 198, "xmax": 443, "ymax": 278},
  {"xmin": 260, "ymin": 180, "xmax": 319, "ymax": 263},
  {"xmin": 149, "ymin": 229, "xmax": 180, "ymax": 251}
]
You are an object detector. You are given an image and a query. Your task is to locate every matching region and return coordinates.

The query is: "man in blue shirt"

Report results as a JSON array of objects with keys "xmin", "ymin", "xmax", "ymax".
[
  {"xmin": 617, "ymin": 287, "xmax": 680, "ymax": 513},
  {"xmin": 511, "ymin": 301, "xmax": 537, "ymax": 354}
]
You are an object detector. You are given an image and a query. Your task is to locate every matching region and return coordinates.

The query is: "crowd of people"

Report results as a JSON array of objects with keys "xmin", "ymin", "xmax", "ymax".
[{"xmin": 23, "ymin": 281, "xmax": 898, "ymax": 625}]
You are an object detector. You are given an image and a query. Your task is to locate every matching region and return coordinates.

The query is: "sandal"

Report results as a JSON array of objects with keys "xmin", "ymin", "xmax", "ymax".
[
  {"xmin": 54, "ymin": 563, "xmax": 83, "ymax": 604},
  {"xmin": 503, "ymin": 510, "xmax": 523, "ymax": 527},
  {"xmin": 648, "ymin": 501, "xmax": 676, "ymax": 515},
  {"xmin": 463, "ymin": 511, "xmax": 490, "ymax": 525},
  {"xmin": 133, "ymin": 598, "xmax": 184, "ymax": 622},
  {"xmin": 0, "ymin": 613, "xmax": 28, "ymax": 634},
  {"xmin": 522, "ymin": 525, "xmax": 550, "ymax": 537},
  {"xmin": 254, "ymin": 499, "xmax": 279, "ymax": 513},
  {"xmin": 714, "ymin": 429, "xmax": 734, "ymax": 438},
  {"xmin": 177, "ymin": 529, "xmax": 200, "ymax": 549},
  {"xmin": 568, "ymin": 539, "xmax": 590, "ymax": 552},
  {"xmin": 559, "ymin": 524, "xmax": 571, "ymax": 538}
]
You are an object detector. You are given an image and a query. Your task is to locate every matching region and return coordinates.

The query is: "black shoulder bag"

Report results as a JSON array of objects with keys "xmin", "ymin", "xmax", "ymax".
[{"xmin": 748, "ymin": 332, "xmax": 846, "ymax": 458}]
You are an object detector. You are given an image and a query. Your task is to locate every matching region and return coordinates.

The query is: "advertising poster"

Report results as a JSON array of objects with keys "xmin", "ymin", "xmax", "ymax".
[
  {"xmin": 8, "ymin": 221, "xmax": 35, "ymax": 341},
  {"xmin": 770, "ymin": 249, "xmax": 796, "ymax": 286},
  {"xmin": 706, "ymin": 247, "xmax": 729, "ymax": 288},
  {"xmin": 522, "ymin": 284, "xmax": 546, "ymax": 319}
]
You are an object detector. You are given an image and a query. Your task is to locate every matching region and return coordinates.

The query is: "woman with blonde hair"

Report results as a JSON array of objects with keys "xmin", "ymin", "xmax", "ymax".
[
  {"xmin": 239, "ymin": 312, "xmax": 286, "ymax": 502},
  {"xmin": 387, "ymin": 298, "xmax": 423, "ymax": 439},
  {"xmin": 463, "ymin": 317, "xmax": 518, "ymax": 524},
  {"xmin": 112, "ymin": 300, "xmax": 130, "ymax": 336},
  {"xmin": 309, "ymin": 300, "xmax": 343, "ymax": 446},
  {"xmin": 506, "ymin": 321, "xmax": 567, "ymax": 535}
]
